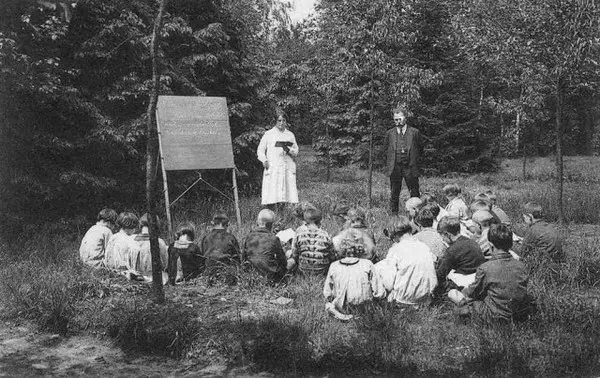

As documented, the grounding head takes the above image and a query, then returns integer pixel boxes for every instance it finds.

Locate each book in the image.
[275,141,293,148]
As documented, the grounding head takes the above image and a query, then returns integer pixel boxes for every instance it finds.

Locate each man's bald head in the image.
[257,209,276,229]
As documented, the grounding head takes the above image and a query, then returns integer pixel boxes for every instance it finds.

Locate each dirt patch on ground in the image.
[0,318,276,377]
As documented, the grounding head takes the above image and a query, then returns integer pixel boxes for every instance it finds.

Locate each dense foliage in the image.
[0,0,598,229]
[0,0,282,230]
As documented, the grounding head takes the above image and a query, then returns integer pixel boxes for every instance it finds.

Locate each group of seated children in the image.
[79,209,239,284]
[320,186,561,323]
[79,183,561,324]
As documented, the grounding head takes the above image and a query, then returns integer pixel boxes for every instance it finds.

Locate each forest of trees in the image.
[1,0,599,231]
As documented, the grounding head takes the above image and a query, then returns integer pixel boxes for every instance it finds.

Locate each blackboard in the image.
[156,96,235,170]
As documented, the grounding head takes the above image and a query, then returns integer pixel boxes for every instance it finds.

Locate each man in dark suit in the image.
[383,106,422,214]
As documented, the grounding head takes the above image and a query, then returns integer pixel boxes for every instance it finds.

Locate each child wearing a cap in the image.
[323,239,375,320]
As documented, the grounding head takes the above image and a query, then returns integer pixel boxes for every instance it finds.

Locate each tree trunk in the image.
[367,76,374,208]
[555,78,564,224]
[515,111,520,153]
[146,0,167,304]
[326,122,331,182]
[476,85,484,131]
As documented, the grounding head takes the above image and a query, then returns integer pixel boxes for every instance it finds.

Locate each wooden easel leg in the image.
[232,168,242,225]
[161,162,173,240]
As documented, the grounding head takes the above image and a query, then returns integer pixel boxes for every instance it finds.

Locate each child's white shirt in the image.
[323,257,375,311]
[105,230,141,271]
[79,223,112,268]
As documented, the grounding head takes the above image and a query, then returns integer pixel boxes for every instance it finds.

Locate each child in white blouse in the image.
[323,240,375,320]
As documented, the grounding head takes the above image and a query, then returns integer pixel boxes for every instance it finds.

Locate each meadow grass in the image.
[1,152,600,375]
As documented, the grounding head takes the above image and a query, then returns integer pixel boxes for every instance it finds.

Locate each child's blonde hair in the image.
[443,183,461,197]
[405,197,423,211]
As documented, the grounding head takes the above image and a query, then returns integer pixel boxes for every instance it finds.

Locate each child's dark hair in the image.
[304,208,322,224]
[415,207,435,228]
[388,216,413,239]
[294,202,316,220]
[523,202,543,219]
[437,216,461,236]
[117,212,139,230]
[139,213,161,229]
[212,213,229,227]
[97,208,118,224]
[443,183,461,196]
[176,223,196,241]
[488,224,513,251]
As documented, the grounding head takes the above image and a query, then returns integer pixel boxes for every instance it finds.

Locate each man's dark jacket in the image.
[383,126,422,177]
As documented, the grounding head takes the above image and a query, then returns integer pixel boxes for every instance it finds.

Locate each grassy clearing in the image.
[2,152,600,375]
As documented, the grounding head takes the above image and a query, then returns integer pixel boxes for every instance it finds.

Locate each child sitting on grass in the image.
[448,224,533,323]
[242,209,289,282]
[405,197,423,234]
[134,213,168,277]
[421,192,449,228]
[373,216,438,307]
[201,213,241,284]
[435,216,486,293]
[323,239,375,321]
[105,212,141,272]
[414,206,447,263]
[520,202,564,263]
[79,208,117,268]
[292,208,335,275]
[443,183,469,221]
[167,223,203,284]
[485,190,511,225]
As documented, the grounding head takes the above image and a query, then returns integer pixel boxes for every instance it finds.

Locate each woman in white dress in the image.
[257,109,299,211]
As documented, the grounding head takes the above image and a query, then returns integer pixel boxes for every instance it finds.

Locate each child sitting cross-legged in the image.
[167,223,204,284]
[79,208,117,268]
[405,197,424,234]
[201,213,241,285]
[448,224,534,324]
[323,239,375,321]
[373,216,438,307]
[443,183,469,221]
[134,213,169,278]
[520,202,564,263]
[105,212,141,272]
[292,208,335,275]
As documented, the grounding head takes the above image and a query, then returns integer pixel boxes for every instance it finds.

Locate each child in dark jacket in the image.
[201,213,241,284]
[449,224,533,323]
[167,223,203,284]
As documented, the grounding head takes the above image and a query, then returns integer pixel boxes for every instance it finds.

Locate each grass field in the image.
[2,150,600,376]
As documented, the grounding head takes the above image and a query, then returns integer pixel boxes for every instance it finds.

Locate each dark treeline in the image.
[1,0,599,231]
